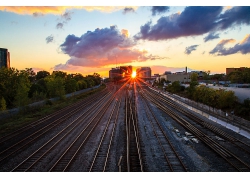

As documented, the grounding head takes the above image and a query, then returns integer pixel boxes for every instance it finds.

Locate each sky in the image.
[0,1,250,77]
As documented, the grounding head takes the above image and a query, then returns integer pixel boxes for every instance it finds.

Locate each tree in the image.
[52,71,67,79]
[36,70,50,80]
[45,75,65,99]
[186,72,199,99]
[167,81,182,93]
[14,73,31,108]
[24,68,36,83]
[0,97,6,111]
[65,79,78,93]
[77,80,87,90]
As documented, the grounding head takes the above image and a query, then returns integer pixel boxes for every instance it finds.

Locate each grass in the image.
[0,84,106,138]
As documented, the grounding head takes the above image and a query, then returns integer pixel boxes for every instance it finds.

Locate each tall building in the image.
[0,48,10,69]
[136,67,151,78]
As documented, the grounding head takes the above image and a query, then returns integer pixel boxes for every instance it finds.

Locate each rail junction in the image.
[0,79,250,172]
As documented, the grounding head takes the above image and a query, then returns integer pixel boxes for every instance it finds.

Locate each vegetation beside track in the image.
[0,84,106,138]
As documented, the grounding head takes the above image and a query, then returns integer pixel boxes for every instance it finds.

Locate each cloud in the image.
[204,32,220,42]
[53,63,110,76]
[0,6,138,15]
[185,45,199,55]
[33,12,44,17]
[61,11,73,21]
[55,11,73,29]
[135,6,250,41]
[122,7,135,14]
[209,34,250,56]
[135,6,223,41]
[55,26,164,70]
[217,6,250,30]
[151,6,170,16]
[45,35,54,43]
[56,22,64,29]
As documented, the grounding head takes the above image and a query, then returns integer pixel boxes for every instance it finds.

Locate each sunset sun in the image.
[132,71,136,78]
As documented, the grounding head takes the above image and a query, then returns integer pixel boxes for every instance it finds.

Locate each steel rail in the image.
[0,87,107,144]
[137,82,187,172]
[88,98,118,171]
[146,87,250,155]
[143,89,250,172]
[50,81,131,171]
[0,90,110,164]
[11,91,112,172]
[103,96,121,172]
[126,81,143,172]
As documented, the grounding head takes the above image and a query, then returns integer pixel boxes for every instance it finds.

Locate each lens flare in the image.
[132,71,136,78]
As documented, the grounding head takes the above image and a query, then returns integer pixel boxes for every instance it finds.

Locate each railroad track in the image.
[125,81,144,172]
[49,81,130,171]
[88,93,121,172]
[146,86,250,155]
[0,89,111,166]
[10,90,113,172]
[0,87,107,144]
[140,84,250,172]
[137,83,188,172]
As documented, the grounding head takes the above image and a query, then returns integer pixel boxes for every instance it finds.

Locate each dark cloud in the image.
[135,6,250,41]
[185,45,199,55]
[33,12,43,17]
[123,7,135,14]
[204,32,220,42]
[45,35,54,44]
[56,22,64,29]
[151,6,170,16]
[61,11,73,21]
[135,6,223,41]
[217,6,250,30]
[209,35,250,56]
[55,11,73,29]
[56,26,164,69]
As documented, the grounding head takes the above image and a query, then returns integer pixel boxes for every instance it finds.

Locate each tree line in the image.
[157,73,250,119]
[202,68,250,83]
[0,67,102,111]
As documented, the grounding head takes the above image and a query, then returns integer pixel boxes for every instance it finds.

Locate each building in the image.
[191,71,204,78]
[120,66,132,78]
[109,66,133,80]
[226,67,248,75]
[0,48,10,68]
[109,68,121,79]
[165,73,191,83]
[136,67,151,79]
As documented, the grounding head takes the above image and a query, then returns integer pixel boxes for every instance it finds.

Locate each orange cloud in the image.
[218,39,236,45]
[0,6,138,15]
[240,34,250,44]
[121,29,130,38]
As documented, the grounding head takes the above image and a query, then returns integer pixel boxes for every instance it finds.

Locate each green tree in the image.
[14,73,31,108]
[77,80,87,90]
[45,75,65,99]
[0,97,6,111]
[52,71,67,79]
[65,79,78,93]
[167,81,182,93]
[36,70,50,80]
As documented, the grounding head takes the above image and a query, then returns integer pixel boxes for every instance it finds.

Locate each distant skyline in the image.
[0,1,250,77]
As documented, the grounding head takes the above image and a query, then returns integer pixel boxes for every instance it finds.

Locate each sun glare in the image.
[132,71,136,78]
